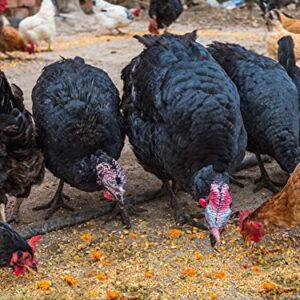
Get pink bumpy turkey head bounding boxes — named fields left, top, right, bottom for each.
left=9, top=235, right=42, bottom=276
left=96, top=160, right=126, bottom=204
left=201, top=183, right=232, bottom=247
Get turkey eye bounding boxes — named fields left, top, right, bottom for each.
left=116, top=176, right=121, bottom=185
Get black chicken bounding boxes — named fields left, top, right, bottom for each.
left=32, top=57, right=128, bottom=225
left=278, top=36, right=300, bottom=100
left=121, top=32, right=247, bottom=245
left=0, top=71, right=44, bottom=223
left=208, top=42, right=300, bottom=193
left=148, top=0, right=183, bottom=34
left=0, top=221, right=41, bottom=275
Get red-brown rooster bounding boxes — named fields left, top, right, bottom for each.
left=239, top=163, right=300, bottom=242
left=0, top=222, right=41, bottom=275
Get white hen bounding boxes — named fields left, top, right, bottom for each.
left=18, top=0, right=56, bottom=51
left=93, top=0, right=140, bottom=34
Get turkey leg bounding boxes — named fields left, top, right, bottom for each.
left=165, top=181, right=207, bottom=230
left=254, top=154, right=283, bottom=194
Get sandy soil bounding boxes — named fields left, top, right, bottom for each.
left=0, top=5, right=299, bottom=299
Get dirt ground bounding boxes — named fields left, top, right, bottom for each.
left=0, top=4, right=299, bottom=300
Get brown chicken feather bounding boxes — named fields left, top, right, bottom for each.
left=239, top=163, right=300, bottom=241
left=272, top=9, right=300, bottom=34
left=0, top=18, right=28, bottom=57
left=265, top=10, right=300, bottom=60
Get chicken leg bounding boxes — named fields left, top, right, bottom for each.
left=254, top=154, right=283, bottom=194
left=33, top=180, right=74, bottom=219
left=165, top=181, right=207, bottom=230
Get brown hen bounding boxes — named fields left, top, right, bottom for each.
left=265, top=10, right=300, bottom=60
left=239, top=163, right=300, bottom=242
left=0, top=18, right=34, bottom=58
left=272, top=9, right=300, bottom=34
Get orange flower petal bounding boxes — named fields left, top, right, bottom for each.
left=64, top=275, right=78, bottom=287
left=197, top=232, right=205, bottom=239
left=96, top=272, right=109, bottom=281
left=194, top=252, right=203, bottom=260
left=212, top=272, right=226, bottom=279
left=182, top=268, right=197, bottom=277
left=90, top=251, right=105, bottom=260
left=262, top=281, right=277, bottom=292
left=35, top=280, right=51, bottom=291
left=80, top=232, right=95, bottom=243
left=144, top=271, right=153, bottom=278
left=252, top=266, right=260, bottom=273
left=106, top=289, right=120, bottom=299
left=168, top=229, right=183, bottom=236
left=128, top=232, right=138, bottom=239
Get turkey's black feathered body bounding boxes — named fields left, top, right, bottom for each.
left=208, top=42, right=300, bottom=173
left=0, top=221, right=32, bottom=267
left=32, top=57, right=125, bottom=192
left=0, top=71, right=44, bottom=202
left=278, top=36, right=300, bottom=115
left=149, top=0, right=183, bottom=29
left=122, top=33, right=247, bottom=200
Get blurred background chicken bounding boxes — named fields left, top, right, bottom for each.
left=265, top=10, right=300, bottom=60
left=18, top=0, right=57, bottom=52
left=271, top=9, right=300, bottom=33
left=148, top=0, right=183, bottom=34
left=239, top=163, right=300, bottom=242
left=93, top=0, right=140, bottom=34
left=0, top=14, right=34, bottom=57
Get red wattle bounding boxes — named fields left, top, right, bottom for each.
left=103, top=191, right=114, bottom=200
left=198, top=198, right=207, bottom=208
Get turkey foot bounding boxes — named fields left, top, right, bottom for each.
left=254, top=154, right=281, bottom=194
left=103, top=202, right=131, bottom=229
left=33, top=181, right=74, bottom=219
left=165, top=181, right=207, bottom=230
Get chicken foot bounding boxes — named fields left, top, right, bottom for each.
left=165, top=181, right=208, bottom=230
left=33, top=180, right=74, bottom=219
left=254, top=154, right=283, bottom=194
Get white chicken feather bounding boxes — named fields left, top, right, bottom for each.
left=93, top=0, right=140, bottom=34
left=18, top=0, right=56, bottom=51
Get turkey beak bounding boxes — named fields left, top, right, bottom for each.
left=113, top=187, right=125, bottom=205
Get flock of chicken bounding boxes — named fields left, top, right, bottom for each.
left=0, top=0, right=300, bottom=277
left=0, top=0, right=185, bottom=56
